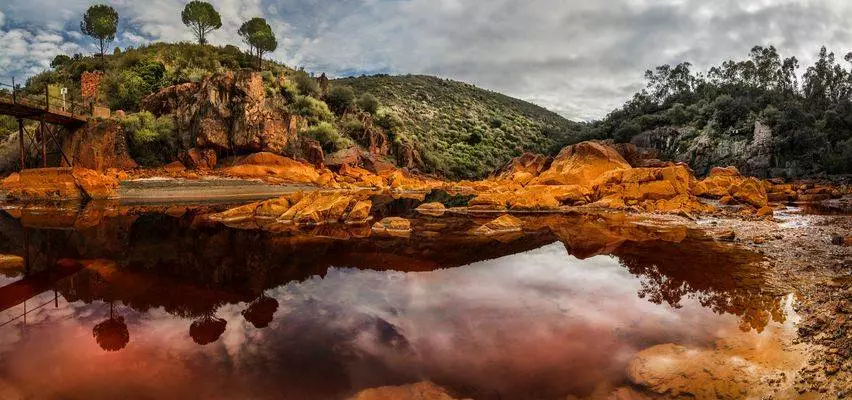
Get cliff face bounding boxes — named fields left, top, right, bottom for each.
left=62, top=120, right=139, bottom=171
left=141, top=70, right=307, bottom=156
left=630, top=122, right=778, bottom=178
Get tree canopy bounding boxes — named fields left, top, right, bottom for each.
left=238, top=17, right=277, bottom=69
left=181, top=1, right=222, bottom=45
left=80, top=4, right=119, bottom=58
left=596, top=45, right=852, bottom=175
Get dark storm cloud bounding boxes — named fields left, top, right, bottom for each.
left=1, top=0, right=851, bottom=120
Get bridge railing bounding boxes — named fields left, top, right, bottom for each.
left=0, top=78, right=91, bottom=119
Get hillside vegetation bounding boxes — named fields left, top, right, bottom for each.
left=592, top=45, right=852, bottom=177
left=2, top=43, right=588, bottom=179
left=336, top=75, right=588, bottom=178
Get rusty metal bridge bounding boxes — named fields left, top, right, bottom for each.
left=0, top=78, right=91, bottom=169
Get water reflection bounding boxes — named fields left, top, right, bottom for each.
left=0, top=204, right=786, bottom=399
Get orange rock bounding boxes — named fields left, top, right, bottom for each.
left=530, top=141, right=631, bottom=186
left=719, top=195, right=733, bottom=205
left=372, top=217, right=412, bottom=237
left=470, top=214, right=523, bottom=236
left=468, top=192, right=513, bottom=211
left=223, top=152, right=325, bottom=186
left=345, top=200, right=372, bottom=224
left=71, top=167, right=120, bottom=199
left=730, top=177, right=768, bottom=208
left=416, top=202, right=447, bottom=216
left=509, top=186, right=560, bottom=210
left=348, top=381, right=458, bottom=400
left=1, top=168, right=83, bottom=200
left=756, top=206, right=774, bottom=217
left=163, top=161, right=186, bottom=172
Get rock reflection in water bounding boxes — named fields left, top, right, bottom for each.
left=0, top=206, right=785, bottom=399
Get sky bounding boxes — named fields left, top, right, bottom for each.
left=1, top=0, right=852, bottom=121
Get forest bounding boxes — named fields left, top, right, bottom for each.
left=595, top=45, right=852, bottom=175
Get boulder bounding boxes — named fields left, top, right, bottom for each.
left=530, top=141, right=631, bottom=186
left=62, top=119, right=138, bottom=171
left=730, top=177, right=768, bottom=208
left=508, top=186, right=560, bottom=210
left=0, top=167, right=118, bottom=200
left=179, top=148, right=217, bottom=170
left=223, top=152, right=325, bottom=186
left=470, top=214, right=523, bottom=236
left=415, top=202, right=447, bottom=216
left=626, top=343, right=775, bottom=400
left=348, top=381, right=458, bottom=400
left=496, top=152, right=551, bottom=185
left=71, top=167, right=120, bottom=200
left=345, top=200, right=372, bottom=224
left=371, top=217, right=412, bottom=237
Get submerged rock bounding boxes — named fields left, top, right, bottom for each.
left=348, top=381, right=458, bottom=400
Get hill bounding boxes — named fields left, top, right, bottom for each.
left=335, top=75, right=588, bottom=178
left=2, top=43, right=588, bottom=179
left=590, top=45, right=852, bottom=177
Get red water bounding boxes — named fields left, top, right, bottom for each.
left=0, top=210, right=785, bottom=399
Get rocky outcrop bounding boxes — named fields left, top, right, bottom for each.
left=693, top=166, right=769, bottom=208
left=496, top=152, right=551, bottom=186
left=0, top=167, right=119, bottom=201
left=221, top=152, right=330, bottom=186
left=62, top=119, right=138, bottom=171
left=178, top=148, right=217, bottom=170
left=141, top=70, right=306, bottom=156
left=457, top=141, right=712, bottom=214
left=530, top=141, right=631, bottom=186
left=208, top=191, right=373, bottom=229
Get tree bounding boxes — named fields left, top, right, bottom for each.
left=80, top=4, right=119, bottom=58
left=181, top=1, right=222, bottom=45
left=50, top=54, right=72, bottom=68
left=357, top=93, right=380, bottom=114
left=238, top=18, right=277, bottom=69
left=325, top=85, right=355, bottom=115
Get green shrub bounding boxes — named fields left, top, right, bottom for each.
left=375, top=107, right=403, bottom=131
left=303, top=122, right=352, bottom=153
left=103, top=70, right=149, bottom=111
left=292, top=95, right=334, bottom=123
left=122, top=111, right=178, bottom=166
left=357, top=93, right=380, bottom=115
left=325, top=85, right=355, bottom=115
left=279, top=79, right=299, bottom=103
left=293, top=71, right=320, bottom=97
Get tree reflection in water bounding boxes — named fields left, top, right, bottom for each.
left=189, top=314, right=227, bottom=345
left=242, top=295, right=279, bottom=328
left=3, top=207, right=786, bottom=349
left=92, top=302, right=129, bottom=351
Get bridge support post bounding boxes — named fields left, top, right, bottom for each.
left=17, top=118, right=24, bottom=170
left=40, top=120, right=47, bottom=168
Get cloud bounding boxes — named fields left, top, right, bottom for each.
left=2, top=0, right=852, bottom=120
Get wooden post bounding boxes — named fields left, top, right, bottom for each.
left=40, top=120, right=47, bottom=167
left=11, top=77, right=15, bottom=103
left=17, top=118, right=25, bottom=170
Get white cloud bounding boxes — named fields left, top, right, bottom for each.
left=2, top=0, right=852, bottom=120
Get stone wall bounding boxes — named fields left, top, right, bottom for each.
left=81, top=71, right=103, bottom=100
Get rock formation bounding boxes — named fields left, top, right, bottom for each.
left=62, top=119, right=138, bottom=171
left=141, top=70, right=306, bottom=156
left=0, top=167, right=119, bottom=201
